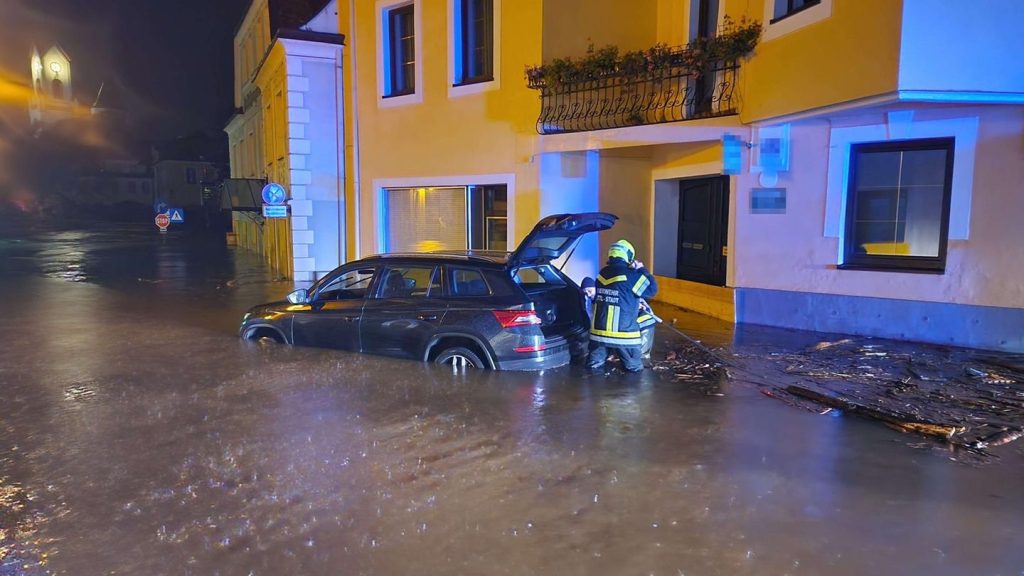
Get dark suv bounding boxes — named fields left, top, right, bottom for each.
left=239, top=212, right=617, bottom=370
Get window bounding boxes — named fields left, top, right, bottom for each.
left=375, top=266, right=441, bottom=299
left=689, top=0, right=719, bottom=41
left=185, top=167, right=197, bottom=184
left=383, top=184, right=508, bottom=252
left=455, top=0, right=493, bottom=85
left=482, top=269, right=516, bottom=297
left=385, top=187, right=468, bottom=252
left=513, top=265, right=566, bottom=287
left=315, top=268, right=378, bottom=301
left=843, top=138, right=954, bottom=272
left=469, top=185, right=507, bottom=250
left=451, top=268, right=490, bottom=296
left=772, top=0, right=820, bottom=22
left=386, top=4, right=416, bottom=96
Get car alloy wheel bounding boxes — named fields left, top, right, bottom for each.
left=435, top=347, right=484, bottom=372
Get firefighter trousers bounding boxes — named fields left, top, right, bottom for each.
left=587, top=341, right=644, bottom=372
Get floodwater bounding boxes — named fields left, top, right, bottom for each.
left=1, top=224, right=1023, bottom=575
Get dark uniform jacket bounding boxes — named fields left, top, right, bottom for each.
left=590, top=259, right=658, bottom=346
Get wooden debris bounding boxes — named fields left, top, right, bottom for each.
left=809, top=339, right=853, bottom=352
left=785, top=385, right=965, bottom=441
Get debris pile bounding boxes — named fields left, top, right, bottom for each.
left=652, top=336, right=728, bottom=393
left=735, top=338, right=1024, bottom=454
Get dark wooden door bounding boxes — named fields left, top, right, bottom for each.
left=677, top=176, right=729, bottom=286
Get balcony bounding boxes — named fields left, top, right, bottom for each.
left=528, top=57, right=740, bottom=135
left=526, top=20, right=759, bottom=136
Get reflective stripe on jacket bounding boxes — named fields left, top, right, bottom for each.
left=590, top=259, right=658, bottom=346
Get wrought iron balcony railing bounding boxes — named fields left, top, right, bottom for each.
left=529, top=59, right=739, bottom=135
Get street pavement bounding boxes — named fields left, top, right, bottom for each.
left=1, top=224, right=1023, bottom=575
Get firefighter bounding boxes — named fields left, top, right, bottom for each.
left=587, top=239, right=658, bottom=373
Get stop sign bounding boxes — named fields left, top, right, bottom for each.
left=155, top=213, right=170, bottom=231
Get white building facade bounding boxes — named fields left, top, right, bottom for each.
left=226, top=0, right=347, bottom=282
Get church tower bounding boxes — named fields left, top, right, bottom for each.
left=29, top=44, right=75, bottom=129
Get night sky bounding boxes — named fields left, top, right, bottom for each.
left=2, top=0, right=252, bottom=139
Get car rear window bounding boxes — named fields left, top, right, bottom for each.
left=451, top=267, right=491, bottom=297
left=513, top=265, right=566, bottom=286
left=482, top=269, right=517, bottom=297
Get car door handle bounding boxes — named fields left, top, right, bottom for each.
left=417, top=314, right=438, bottom=322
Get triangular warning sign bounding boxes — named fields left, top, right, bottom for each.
left=170, top=210, right=183, bottom=223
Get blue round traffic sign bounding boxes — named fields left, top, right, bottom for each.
left=261, top=183, right=287, bottom=205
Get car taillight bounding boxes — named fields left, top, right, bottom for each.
left=493, top=310, right=542, bottom=328
left=514, top=344, right=547, bottom=353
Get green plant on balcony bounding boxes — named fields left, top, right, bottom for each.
left=525, top=15, right=761, bottom=91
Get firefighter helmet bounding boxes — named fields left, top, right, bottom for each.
left=608, top=239, right=636, bottom=263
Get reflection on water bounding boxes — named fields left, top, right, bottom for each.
left=0, top=225, right=1022, bottom=574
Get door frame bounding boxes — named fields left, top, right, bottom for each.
left=650, top=161, right=737, bottom=288
left=675, top=174, right=730, bottom=287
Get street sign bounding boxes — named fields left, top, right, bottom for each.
left=167, top=208, right=185, bottom=224
left=261, top=182, right=287, bottom=205
left=155, top=213, right=170, bottom=233
left=722, top=133, right=743, bottom=175
left=262, top=205, right=288, bottom=218
left=153, top=199, right=168, bottom=215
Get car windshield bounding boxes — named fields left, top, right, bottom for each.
left=513, top=265, right=566, bottom=287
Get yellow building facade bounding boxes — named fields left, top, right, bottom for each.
left=227, top=0, right=347, bottom=283
left=330, top=0, right=1024, bottom=351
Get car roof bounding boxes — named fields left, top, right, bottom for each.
left=362, top=250, right=511, bottom=268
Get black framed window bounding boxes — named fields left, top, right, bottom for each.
left=315, top=267, right=378, bottom=301
left=386, top=4, right=415, bottom=97
left=468, top=184, right=507, bottom=250
left=450, top=267, right=491, bottom=297
left=771, top=0, right=821, bottom=23
left=456, top=0, right=493, bottom=85
left=842, top=138, right=955, bottom=273
left=375, top=266, right=441, bottom=299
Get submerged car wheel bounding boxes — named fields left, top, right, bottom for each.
left=244, top=327, right=285, bottom=345
left=435, top=347, right=484, bottom=371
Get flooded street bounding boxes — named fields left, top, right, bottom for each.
left=2, top=225, right=1023, bottom=575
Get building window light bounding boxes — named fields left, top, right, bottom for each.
left=384, top=4, right=416, bottom=97
left=841, top=138, right=955, bottom=273
left=454, top=0, right=493, bottom=86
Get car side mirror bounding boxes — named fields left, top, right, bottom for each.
left=286, top=288, right=309, bottom=304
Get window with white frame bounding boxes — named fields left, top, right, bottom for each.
left=384, top=3, right=416, bottom=97
left=454, top=0, right=494, bottom=86
left=842, top=138, right=955, bottom=272
left=772, top=0, right=820, bottom=22
left=383, top=185, right=508, bottom=252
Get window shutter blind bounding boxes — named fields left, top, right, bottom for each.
left=385, top=187, right=468, bottom=252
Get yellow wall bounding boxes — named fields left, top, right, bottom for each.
left=338, top=0, right=359, bottom=262
left=728, top=0, right=903, bottom=122
left=339, top=0, right=545, bottom=256
left=542, top=0, right=658, bottom=60
left=240, top=42, right=293, bottom=280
